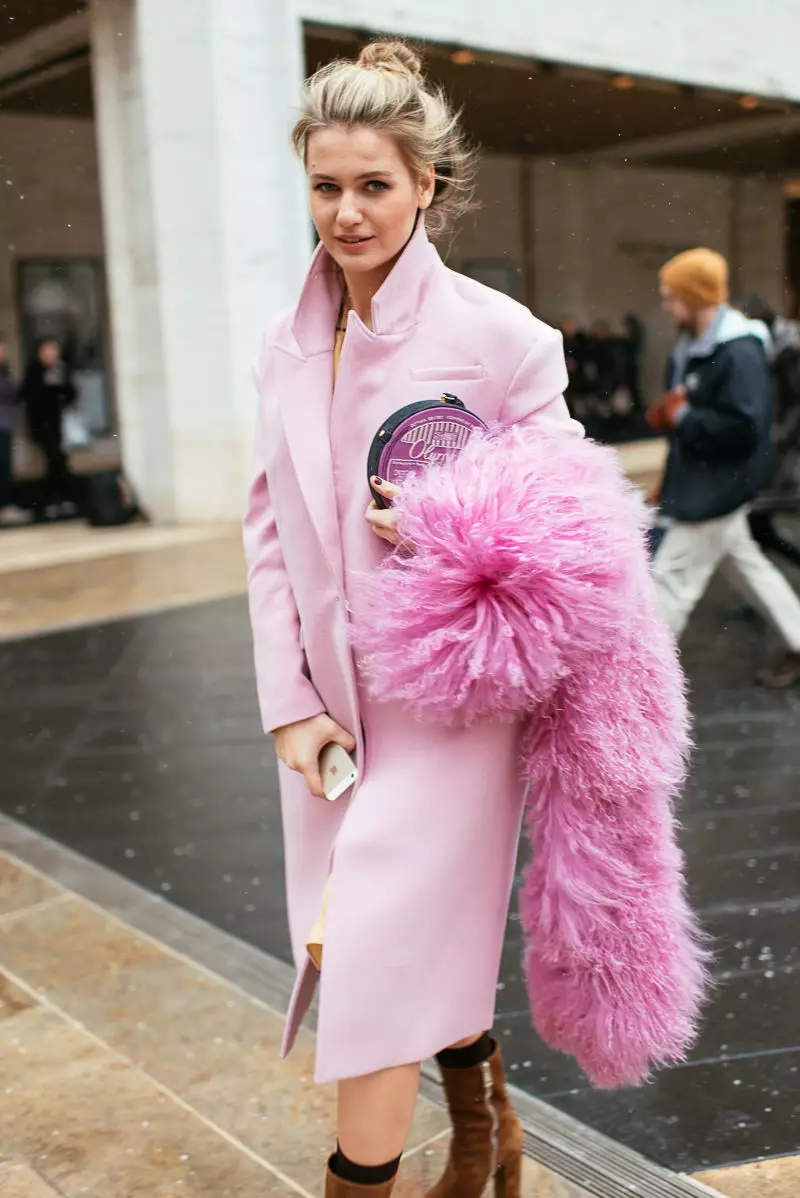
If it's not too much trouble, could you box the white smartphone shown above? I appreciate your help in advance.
[319,742,358,802]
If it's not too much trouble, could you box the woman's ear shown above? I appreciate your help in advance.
[418,163,436,211]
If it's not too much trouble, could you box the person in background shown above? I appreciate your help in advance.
[20,337,78,519]
[560,316,590,418]
[622,312,646,417]
[738,293,800,567]
[0,335,32,526]
[649,248,800,688]
[585,318,622,413]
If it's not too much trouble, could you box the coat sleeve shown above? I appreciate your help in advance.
[500,324,583,436]
[243,337,326,735]
[676,340,764,460]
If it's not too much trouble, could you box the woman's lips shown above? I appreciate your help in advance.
[336,235,373,248]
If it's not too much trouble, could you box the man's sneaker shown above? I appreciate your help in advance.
[757,651,800,689]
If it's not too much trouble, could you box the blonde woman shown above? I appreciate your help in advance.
[245,39,702,1198]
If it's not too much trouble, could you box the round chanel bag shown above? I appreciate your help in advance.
[367,393,488,508]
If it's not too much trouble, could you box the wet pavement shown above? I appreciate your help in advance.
[2,573,800,1173]
[0,853,460,1198]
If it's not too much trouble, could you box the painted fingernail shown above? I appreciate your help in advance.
[372,475,383,485]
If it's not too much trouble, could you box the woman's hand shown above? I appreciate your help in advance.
[273,713,356,798]
[365,476,401,545]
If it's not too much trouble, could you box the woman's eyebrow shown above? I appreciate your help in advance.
[310,170,395,181]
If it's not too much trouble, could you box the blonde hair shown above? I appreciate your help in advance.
[292,40,477,240]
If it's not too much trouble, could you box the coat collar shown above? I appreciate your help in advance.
[271,218,440,592]
[283,216,441,359]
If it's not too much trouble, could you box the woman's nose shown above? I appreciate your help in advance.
[337,193,363,226]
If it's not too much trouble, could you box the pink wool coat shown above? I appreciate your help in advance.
[244,221,707,1086]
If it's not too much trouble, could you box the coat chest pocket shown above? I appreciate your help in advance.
[410,365,486,383]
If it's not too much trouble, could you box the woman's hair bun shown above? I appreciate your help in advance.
[294,38,477,240]
[357,40,423,81]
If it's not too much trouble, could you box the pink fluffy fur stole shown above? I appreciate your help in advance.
[353,425,710,1088]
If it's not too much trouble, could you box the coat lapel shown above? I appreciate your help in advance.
[272,221,441,589]
[274,244,344,587]
[275,344,344,587]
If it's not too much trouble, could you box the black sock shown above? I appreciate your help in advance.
[436,1031,494,1070]
[331,1146,401,1186]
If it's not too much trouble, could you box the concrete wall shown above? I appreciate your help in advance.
[451,155,524,270]
[301,0,800,103]
[531,162,736,403]
[0,105,784,477]
[735,178,787,308]
[0,114,103,374]
[447,155,786,406]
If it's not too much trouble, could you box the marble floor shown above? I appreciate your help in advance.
[0,523,247,641]
[0,849,594,1198]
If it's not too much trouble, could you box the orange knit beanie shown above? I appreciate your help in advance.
[660,248,729,309]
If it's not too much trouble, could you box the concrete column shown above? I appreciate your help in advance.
[90,0,311,522]
[90,0,173,518]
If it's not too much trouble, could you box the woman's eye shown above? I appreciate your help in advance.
[365,180,389,193]
[313,182,338,193]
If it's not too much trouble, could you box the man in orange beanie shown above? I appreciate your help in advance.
[650,247,800,688]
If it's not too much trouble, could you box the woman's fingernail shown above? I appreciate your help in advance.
[372,476,383,486]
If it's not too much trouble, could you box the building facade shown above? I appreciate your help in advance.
[1,1,799,521]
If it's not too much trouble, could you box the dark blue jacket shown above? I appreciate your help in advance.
[660,306,773,523]
[0,365,17,433]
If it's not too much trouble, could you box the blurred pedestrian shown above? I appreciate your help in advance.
[560,316,590,418]
[738,293,800,566]
[622,313,646,415]
[586,318,623,409]
[649,248,800,687]
[20,338,78,519]
[0,334,32,526]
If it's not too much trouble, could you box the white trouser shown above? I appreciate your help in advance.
[653,505,800,650]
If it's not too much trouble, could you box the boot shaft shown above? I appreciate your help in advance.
[427,1043,523,1198]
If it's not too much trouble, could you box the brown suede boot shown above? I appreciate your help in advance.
[325,1158,397,1198]
[427,1042,523,1197]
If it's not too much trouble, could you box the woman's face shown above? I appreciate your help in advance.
[307,125,434,282]
[38,340,60,367]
